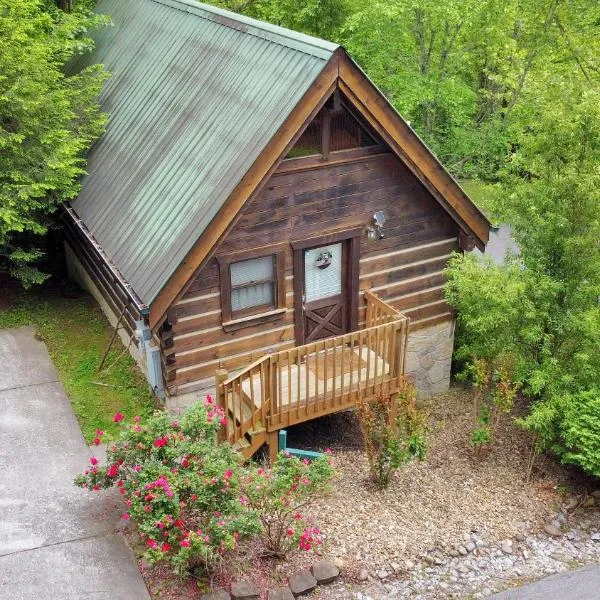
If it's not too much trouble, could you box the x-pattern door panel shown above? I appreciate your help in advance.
[304,295,346,343]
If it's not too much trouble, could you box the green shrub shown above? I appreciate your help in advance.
[357,380,426,489]
[240,451,334,557]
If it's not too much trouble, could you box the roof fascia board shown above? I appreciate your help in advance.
[338,51,491,248]
[63,203,150,315]
[148,50,341,329]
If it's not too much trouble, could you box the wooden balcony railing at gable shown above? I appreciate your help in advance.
[216,290,410,460]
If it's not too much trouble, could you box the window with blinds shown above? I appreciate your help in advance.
[218,245,287,329]
[230,255,276,315]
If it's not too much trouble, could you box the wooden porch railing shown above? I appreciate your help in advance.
[216,290,409,454]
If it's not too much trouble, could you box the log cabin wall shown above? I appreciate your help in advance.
[163,150,460,397]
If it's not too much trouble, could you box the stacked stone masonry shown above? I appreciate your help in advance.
[405,320,455,397]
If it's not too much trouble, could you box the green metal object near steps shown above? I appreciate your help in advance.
[278,429,323,461]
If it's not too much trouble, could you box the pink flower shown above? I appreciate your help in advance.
[325,448,333,455]
[113,412,124,423]
[92,484,100,491]
[134,464,142,472]
[161,542,171,552]
[92,438,101,446]
[107,464,119,477]
[89,457,98,466]
[224,469,233,480]
[146,539,158,549]
[120,513,130,520]
[180,539,190,548]
[133,415,141,423]
[153,436,168,448]
[287,528,294,536]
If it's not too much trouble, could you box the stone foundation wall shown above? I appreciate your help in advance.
[405,319,455,397]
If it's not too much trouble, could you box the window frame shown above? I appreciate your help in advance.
[217,244,287,332]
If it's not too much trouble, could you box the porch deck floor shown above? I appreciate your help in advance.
[241,345,390,410]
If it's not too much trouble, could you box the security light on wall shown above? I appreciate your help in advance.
[367,210,386,241]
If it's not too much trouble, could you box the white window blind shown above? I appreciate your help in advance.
[304,243,342,303]
[230,255,275,313]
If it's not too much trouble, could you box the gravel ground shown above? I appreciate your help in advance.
[282,386,600,599]
[133,386,600,598]
[287,387,570,566]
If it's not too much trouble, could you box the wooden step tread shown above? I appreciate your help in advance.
[233,437,251,450]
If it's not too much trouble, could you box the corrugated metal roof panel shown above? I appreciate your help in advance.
[71,0,336,303]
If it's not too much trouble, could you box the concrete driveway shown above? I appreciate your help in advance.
[491,564,600,599]
[0,326,150,600]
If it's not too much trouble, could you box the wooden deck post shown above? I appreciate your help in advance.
[267,430,279,465]
[215,368,228,443]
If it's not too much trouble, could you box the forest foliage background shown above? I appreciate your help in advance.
[224,0,600,478]
[1,0,599,475]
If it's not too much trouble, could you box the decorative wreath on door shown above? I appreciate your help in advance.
[315,251,333,269]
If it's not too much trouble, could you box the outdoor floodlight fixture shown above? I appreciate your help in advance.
[367,210,386,241]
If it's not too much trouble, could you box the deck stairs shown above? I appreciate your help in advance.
[226,388,267,458]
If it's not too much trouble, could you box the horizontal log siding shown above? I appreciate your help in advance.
[167,152,459,394]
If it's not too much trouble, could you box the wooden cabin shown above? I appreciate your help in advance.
[63,0,490,458]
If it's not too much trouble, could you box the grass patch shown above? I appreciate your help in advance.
[0,281,157,442]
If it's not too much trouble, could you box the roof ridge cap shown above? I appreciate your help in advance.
[147,0,339,58]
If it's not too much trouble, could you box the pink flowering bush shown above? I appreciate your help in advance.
[239,451,334,557]
[75,398,259,575]
[75,397,334,575]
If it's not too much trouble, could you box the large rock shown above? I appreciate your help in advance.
[544,523,562,537]
[311,560,340,585]
[288,571,317,597]
[268,588,295,600]
[201,590,230,600]
[231,582,260,600]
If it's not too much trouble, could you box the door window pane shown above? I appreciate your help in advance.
[304,243,342,303]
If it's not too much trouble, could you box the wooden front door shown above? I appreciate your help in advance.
[303,242,347,343]
[293,229,361,345]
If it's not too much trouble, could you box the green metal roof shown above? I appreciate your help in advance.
[71,0,338,304]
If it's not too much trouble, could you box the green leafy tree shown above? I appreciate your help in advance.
[446,73,600,475]
[0,0,107,286]
[215,0,350,41]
